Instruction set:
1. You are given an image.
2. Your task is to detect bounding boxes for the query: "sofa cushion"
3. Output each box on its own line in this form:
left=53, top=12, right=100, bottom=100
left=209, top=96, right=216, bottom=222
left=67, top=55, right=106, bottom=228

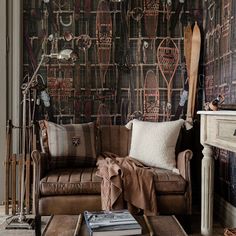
left=153, top=168, right=187, bottom=194
left=40, top=168, right=102, bottom=196
left=99, top=125, right=131, bottom=156
left=39, top=120, right=97, bottom=168
left=128, top=119, right=184, bottom=171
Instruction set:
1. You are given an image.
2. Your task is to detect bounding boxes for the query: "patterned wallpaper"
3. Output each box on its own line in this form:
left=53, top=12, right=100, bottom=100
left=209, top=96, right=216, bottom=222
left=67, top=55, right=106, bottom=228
left=204, top=0, right=236, bottom=207
left=22, top=0, right=236, bottom=208
left=23, top=0, right=202, bottom=126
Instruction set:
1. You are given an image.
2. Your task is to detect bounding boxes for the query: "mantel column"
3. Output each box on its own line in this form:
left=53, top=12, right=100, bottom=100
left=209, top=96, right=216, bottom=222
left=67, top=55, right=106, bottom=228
left=201, top=144, right=214, bottom=236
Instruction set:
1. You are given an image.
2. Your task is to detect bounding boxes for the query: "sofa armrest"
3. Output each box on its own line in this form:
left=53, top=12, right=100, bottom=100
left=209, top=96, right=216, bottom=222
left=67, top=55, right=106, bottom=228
left=177, top=149, right=193, bottom=181
left=177, top=149, right=193, bottom=215
left=31, top=150, right=48, bottom=215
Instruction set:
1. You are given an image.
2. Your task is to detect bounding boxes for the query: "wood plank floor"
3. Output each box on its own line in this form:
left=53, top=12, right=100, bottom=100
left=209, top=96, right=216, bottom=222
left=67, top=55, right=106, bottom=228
left=0, top=205, right=225, bottom=235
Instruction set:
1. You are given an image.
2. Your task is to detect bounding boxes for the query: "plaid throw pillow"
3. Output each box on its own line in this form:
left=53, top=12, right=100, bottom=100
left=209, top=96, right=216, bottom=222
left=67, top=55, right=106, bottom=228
left=39, top=121, right=97, bottom=168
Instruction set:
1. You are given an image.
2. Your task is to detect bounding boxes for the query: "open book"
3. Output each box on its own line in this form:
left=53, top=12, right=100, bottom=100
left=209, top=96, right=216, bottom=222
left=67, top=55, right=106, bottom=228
left=84, top=210, right=142, bottom=236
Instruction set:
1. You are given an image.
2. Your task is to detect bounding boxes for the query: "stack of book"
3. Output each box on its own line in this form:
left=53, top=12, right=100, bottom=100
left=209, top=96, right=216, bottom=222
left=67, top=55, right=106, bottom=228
left=84, top=210, right=142, bottom=236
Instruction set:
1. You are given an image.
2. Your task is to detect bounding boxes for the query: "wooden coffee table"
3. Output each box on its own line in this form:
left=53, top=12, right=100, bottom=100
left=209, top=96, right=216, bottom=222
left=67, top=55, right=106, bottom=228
left=43, top=214, right=188, bottom=236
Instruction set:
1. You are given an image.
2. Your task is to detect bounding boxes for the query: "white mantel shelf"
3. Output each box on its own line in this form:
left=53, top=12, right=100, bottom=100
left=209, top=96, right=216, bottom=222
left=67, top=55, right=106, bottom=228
left=197, top=110, right=236, bottom=236
left=198, top=110, right=236, bottom=115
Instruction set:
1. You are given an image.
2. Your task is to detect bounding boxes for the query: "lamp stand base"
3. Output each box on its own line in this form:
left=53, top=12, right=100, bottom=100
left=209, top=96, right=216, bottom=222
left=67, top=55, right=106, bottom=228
left=5, top=217, right=34, bottom=230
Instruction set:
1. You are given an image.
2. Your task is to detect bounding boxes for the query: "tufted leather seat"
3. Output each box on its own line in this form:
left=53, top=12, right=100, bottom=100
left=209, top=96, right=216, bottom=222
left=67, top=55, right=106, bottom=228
left=40, top=168, right=102, bottom=196
left=153, top=168, right=187, bottom=194
left=40, top=166, right=187, bottom=196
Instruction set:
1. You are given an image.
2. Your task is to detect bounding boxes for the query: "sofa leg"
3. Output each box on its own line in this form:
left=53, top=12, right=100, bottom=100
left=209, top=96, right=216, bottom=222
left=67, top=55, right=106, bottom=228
left=35, top=215, right=41, bottom=236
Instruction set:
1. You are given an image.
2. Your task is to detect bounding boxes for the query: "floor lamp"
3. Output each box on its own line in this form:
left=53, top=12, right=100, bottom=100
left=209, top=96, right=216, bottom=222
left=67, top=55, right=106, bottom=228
left=6, top=49, right=77, bottom=229
left=6, top=54, right=46, bottom=229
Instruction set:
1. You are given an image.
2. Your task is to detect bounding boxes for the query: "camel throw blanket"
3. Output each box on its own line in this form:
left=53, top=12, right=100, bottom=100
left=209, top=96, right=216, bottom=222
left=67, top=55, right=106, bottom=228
left=96, top=152, right=158, bottom=216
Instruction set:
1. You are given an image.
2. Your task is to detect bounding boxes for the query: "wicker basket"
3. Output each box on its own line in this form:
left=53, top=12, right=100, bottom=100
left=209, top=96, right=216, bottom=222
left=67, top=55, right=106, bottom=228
left=224, top=228, right=236, bottom=236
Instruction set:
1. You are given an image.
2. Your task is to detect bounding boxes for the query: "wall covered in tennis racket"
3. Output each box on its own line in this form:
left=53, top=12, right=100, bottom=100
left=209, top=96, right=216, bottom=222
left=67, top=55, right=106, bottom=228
left=23, top=0, right=203, bottom=126
left=204, top=0, right=236, bottom=207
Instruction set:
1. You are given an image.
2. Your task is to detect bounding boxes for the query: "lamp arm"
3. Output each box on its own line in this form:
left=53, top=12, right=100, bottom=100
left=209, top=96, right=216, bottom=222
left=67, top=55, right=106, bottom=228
left=23, top=55, right=46, bottom=95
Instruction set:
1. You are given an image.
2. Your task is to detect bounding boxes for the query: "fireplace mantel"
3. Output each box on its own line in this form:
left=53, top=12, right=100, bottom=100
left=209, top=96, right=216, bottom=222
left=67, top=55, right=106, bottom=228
left=197, top=110, right=236, bottom=236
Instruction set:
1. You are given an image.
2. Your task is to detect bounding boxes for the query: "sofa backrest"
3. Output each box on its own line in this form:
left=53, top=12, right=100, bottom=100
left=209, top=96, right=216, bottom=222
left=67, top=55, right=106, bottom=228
left=98, top=125, right=131, bottom=157
left=38, top=121, right=132, bottom=169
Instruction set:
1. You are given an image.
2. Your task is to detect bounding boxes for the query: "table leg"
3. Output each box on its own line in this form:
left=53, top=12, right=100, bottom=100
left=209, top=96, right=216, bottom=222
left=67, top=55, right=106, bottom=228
left=201, top=144, right=214, bottom=236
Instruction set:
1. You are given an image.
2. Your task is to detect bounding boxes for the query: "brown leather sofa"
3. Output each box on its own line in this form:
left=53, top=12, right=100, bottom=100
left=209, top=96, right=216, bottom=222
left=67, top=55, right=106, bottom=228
left=32, top=124, right=192, bottom=235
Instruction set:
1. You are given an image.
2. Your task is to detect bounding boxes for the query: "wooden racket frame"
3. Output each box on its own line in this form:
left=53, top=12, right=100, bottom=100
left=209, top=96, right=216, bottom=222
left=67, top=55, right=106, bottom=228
left=157, top=37, right=179, bottom=120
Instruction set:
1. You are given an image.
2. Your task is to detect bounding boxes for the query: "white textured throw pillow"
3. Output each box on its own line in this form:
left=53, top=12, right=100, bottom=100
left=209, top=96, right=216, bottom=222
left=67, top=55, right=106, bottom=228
left=129, top=119, right=184, bottom=171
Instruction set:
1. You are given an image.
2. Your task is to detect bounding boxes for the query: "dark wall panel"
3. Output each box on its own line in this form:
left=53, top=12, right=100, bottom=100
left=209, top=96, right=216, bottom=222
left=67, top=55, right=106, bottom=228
left=204, top=0, right=236, bottom=207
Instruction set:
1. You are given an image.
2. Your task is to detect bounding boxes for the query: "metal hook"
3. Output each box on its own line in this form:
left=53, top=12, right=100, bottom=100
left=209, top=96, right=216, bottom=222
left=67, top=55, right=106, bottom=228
left=59, top=14, right=73, bottom=27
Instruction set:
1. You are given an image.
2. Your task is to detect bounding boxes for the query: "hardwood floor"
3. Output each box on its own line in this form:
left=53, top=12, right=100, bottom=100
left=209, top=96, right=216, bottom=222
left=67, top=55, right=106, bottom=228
left=0, top=205, right=226, bottom=235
